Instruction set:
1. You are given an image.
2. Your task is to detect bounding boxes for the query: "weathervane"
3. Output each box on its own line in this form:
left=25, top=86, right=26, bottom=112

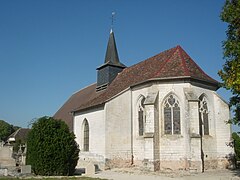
left=111, top=11, right=116, bottom=30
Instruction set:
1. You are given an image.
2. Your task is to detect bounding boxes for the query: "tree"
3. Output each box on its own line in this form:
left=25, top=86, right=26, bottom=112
left=232, top=132, right=240, bottom=162
left=219, top=0, right=240, bottom=124
left=26, top=116, right=79, bottom=176
left=0, top=120, right=19, bottom=141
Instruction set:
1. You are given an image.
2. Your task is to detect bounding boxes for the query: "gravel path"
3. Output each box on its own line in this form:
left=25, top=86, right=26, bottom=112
left=88, top=168, right=240, bottom=180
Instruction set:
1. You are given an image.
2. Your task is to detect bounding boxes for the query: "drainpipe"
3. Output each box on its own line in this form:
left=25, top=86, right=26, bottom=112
left=199, top=115, right=204, bottom=172
left=130, top=88, right=134, bottom=165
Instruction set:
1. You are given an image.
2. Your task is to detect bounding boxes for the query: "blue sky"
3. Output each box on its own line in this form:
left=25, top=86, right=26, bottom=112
left=0, top=0, right=237, bottom=130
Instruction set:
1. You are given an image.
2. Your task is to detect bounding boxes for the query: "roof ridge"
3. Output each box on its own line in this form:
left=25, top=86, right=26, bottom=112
left=177, top=46, right=190, bottom=76
left=123, top=46, right=179, bottom=71
left=154, top=46, right=178, bottom=77
left=72, top=83, right=96, bottom=96
left=179, top=47, right=218, bottom=83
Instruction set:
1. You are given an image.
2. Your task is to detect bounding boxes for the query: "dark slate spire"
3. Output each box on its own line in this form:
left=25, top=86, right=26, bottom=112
left=96, top=29, right=126, bottom=91
left=104, top=29, right=125, bottom=67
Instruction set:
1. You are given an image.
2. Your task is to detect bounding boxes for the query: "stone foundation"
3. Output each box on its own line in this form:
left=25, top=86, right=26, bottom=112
left=217, top=157, right=234, bottom=169
left=77, top=152, right=105, bottom=171
left=159, top=160, right=192, bottom=171
left=105, top=158, right=133, bottom=169
left=103, top=158, right=233, bottom=172
left=77, top=154, right=234, bottom=173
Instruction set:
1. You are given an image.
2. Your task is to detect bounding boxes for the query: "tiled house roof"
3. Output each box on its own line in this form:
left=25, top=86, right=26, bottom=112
left=54, top=83, right=104, bottom=130
left=75, top=45, right=219, bottom=110
left=54, top=45, right=219, bottom=131
left=7, top=128, right=30, bottom=142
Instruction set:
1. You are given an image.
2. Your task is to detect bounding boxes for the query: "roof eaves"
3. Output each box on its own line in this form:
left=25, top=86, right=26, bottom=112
left=105, top=87, right=131, bottom=103
left=73, top=102, right=105, bottom=113
left=72, top=77, right=219, bottom=113
left=129, top=76, right=219, bottom=90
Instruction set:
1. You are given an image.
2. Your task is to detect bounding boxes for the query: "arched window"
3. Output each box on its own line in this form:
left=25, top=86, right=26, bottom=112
left=164, top=94, right=181, bottom=134
left=83, top=119, right=89, bottom=151
left=138, top=98, right=145, bottom=136
left=199, top=95, right=209, bottom=135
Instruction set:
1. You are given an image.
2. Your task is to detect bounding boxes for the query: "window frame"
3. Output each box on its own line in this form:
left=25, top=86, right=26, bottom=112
left=199, top=95, right=209, bottom=136
left=163, top=94, right=181, bottom=135
left=137, top=96, right=145, bottom=137
left=83, top=119, right=89, bottom=152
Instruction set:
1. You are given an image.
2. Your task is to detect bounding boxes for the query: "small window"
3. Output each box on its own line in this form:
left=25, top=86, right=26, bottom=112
left=138, top=97, right=145, bottom=136
left=83, top=120, right=89, bottom=151
left=164, top=94, right=181, bottom=134
left=199, top=96, right=209, bottom=135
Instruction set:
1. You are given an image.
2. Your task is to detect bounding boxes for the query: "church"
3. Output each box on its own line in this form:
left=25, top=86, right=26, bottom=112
left=54, top=29, right=234, bottom=172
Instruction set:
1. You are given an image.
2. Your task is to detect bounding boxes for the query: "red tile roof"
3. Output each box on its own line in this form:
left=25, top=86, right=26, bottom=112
left=54, top=84, right=104, bottom=130
left=54, top=45, right=219, bottom=131
left=8, top=128, right=30, bottom=142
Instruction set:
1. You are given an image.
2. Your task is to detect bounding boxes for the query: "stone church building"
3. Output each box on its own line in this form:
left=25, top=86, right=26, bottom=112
left=54, top=29, right=233, bottom=172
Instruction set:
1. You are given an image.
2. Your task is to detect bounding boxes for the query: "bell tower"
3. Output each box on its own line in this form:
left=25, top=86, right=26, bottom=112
left=96, top=28, right=126, bottom=91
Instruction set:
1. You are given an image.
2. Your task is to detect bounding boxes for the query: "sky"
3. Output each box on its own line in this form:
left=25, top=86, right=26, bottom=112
left=0, top=0, right=237, bottom=131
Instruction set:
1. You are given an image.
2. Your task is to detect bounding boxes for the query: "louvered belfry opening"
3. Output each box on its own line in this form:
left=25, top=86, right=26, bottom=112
left=96, top=29, right=126, bottom=91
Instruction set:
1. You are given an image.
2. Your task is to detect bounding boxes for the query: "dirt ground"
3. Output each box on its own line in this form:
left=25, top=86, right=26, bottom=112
left=88, top=168, right=240, bottom=180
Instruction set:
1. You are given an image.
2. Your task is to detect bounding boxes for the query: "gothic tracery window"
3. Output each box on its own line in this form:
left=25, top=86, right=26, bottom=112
left=138, top=97, right=145, bottom=136
left=164, top=94, right=181, bottom=134
left=199, top=96, right=209, bottom=135
left=83, top=119, right=89, bottom=151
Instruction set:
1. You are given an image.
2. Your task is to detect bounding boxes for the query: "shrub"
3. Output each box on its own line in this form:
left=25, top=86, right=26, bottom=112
left=0, top=120, right=19, bottom=141
left=26, top=116, right=79, bottom=176
left=232, top=132, right=240, bottom=161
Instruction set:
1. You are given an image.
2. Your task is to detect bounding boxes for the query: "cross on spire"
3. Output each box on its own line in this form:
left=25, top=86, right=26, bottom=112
left=111, top=12, right=116, bottom=31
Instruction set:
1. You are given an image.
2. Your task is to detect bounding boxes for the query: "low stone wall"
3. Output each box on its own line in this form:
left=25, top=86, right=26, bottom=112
left=0, top=165, right=31, bottom=176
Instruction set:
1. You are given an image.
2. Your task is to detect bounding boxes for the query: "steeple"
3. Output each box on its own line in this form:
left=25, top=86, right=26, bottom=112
left=96, top=29, right=126, bottom=91
left=104, top=29, right=125, bottom=67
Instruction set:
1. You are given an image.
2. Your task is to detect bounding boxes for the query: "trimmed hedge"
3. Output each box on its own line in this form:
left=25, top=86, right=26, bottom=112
left=26, top=116, right=79, bottom=176
left=232, top=132, right=240, bottom=161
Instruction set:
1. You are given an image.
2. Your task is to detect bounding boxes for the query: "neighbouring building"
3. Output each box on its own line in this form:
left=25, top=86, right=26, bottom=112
left=54, top=29, right=234, bottom=172
left=7, top=128, right=30, bottom=144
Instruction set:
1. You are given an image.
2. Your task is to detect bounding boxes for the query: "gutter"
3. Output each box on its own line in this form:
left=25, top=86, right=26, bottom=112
left=74, top=76, right=219, bottom=113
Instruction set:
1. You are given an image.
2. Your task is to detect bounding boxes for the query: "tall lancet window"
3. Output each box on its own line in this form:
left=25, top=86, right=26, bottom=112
left=164, top=94, right=181, bottom=134
left=83, top=119, right=89, bottom=151
left=199, top=95, right=209, bottom=135
left=138, top=97, right=145, bottom=136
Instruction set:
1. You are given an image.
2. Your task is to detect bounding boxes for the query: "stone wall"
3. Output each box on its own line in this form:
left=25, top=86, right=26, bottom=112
left=73, top=81, right=233, bottom=172
left=0, top=146, right=15, bottom=167
left=74, top=106, right=106, bottom=169
left=105, top=90, right=132, bottom=166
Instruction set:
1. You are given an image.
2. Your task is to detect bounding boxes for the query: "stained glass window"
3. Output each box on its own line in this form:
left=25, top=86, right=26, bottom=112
left=164, top=95, right=181, bottom=134
left=199, top=96, right=209, bottom=135
left=83, top=120, right=89, bottom=151
left=138, top=98, right=145, bottom=136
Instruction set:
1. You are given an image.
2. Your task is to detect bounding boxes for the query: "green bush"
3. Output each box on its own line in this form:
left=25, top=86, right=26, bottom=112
left=0, top=120, right=19, bottom=141
left=26, top=116, right=80, bottom=176
left=232, top=132, right=240, bottom=161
